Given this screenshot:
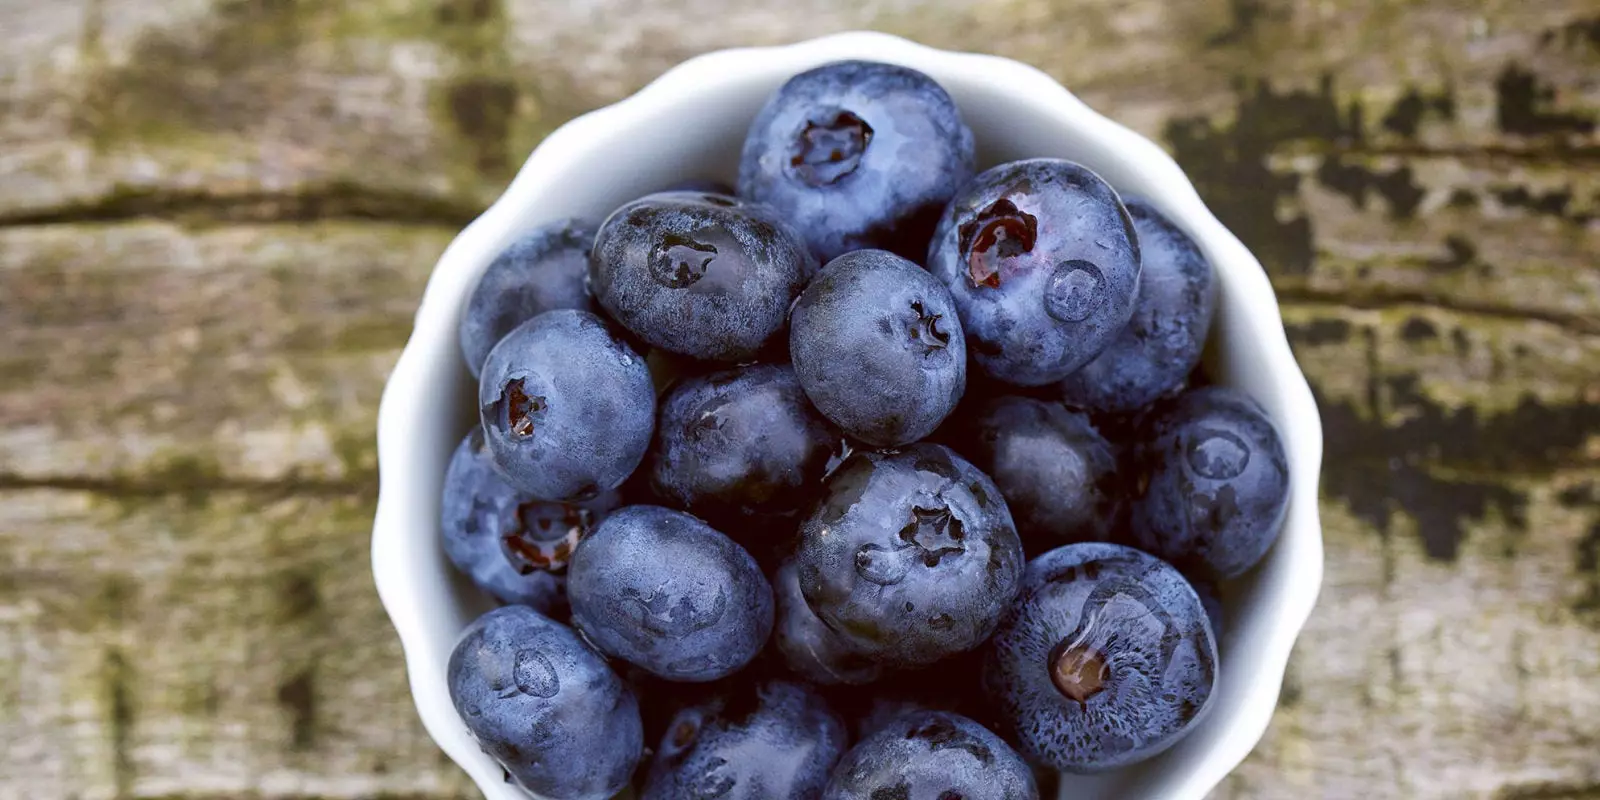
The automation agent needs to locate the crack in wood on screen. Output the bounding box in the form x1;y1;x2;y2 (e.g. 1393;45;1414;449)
0;185;481;229
1277;289;1600;335
0;473;377;499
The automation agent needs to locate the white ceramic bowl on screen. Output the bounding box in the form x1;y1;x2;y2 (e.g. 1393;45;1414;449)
373;31;1324;800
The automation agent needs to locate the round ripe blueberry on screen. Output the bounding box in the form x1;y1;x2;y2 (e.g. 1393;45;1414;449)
644;679;847;800
566;505;774;682
590;191;815;363
823;710;1038;800
739;61;975;263
927;158;1141;386
440;429;620;612
952;396;1123;554
793;444;1023;668
459;218;598;379
790;250;967;447
1059;198;1216;413
478;310;655;501
649;363;843;524
773;559;883;686
447;606;643;800
982;543;1218;773
1128;386;1290;578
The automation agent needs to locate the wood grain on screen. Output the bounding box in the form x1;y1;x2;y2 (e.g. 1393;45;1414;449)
1;0;1596;798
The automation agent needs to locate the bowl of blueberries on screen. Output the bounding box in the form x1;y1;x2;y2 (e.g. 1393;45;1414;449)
373;31;1325;800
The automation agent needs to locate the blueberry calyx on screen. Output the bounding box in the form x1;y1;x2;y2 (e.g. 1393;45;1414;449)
958;198;1038;289
500;502;589;575
908;300;951;353
897;503;966;567
789;110;873;186
495;378;545;438
1187;427;1251;480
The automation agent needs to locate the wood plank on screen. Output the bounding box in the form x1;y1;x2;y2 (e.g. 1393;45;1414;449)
0;488;477;800
0;221;454;485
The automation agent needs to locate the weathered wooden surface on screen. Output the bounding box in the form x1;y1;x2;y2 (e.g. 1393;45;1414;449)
0;0;1596;798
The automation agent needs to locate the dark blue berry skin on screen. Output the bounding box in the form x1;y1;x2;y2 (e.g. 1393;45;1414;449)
649;363;843;524
773;559;883;686
793;444;1023;668
478;310;655;501
823;711;1038;800
790;250;966;447
644;680;847;800
447;605;643;800
1058;198;1216;413
738;61;976;263
953;396;1123;555
459;218;598;379
590;191;815;363
440;429;620;612
1128;386;1290;579
982;543;1218;773
927;158;1141;387
566;505;774;682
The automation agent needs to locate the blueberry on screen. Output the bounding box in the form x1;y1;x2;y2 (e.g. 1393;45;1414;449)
823;711;1038;800
982;543;1217;773
952;396;1122;554
644;679;847;799
927;159;1141;386
1058;198;1216;413
773;559;883;686
790;250;966;447
590;191;815;362
447;606;642;799
567;505;774;682
739;60;975;262
459;218;598;378
793;444;1023;668
1127;386;1290;579
649;363;843;525
478;310;655;501
440;429;620;612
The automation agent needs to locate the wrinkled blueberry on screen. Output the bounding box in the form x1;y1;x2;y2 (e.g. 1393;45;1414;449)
739;61;975;263
773;559;883;686
1128;387;1290;579
649;363;843;525
793;444;1022;668
983;543;1217;773
459;218;598;378
590;191;815;362
823;710;1038;800
644;679;847;799
790;250;966;447
447;605;642;800
952;395;1122;554
1059;198;1216;413
567;505;774;682
440;429;620;612
478;310;655;501
927;158;1141;386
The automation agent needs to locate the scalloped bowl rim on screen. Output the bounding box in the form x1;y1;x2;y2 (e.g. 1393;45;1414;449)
373;31;1324;800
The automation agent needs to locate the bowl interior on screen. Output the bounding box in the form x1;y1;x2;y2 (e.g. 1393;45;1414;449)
374;31;1323;800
